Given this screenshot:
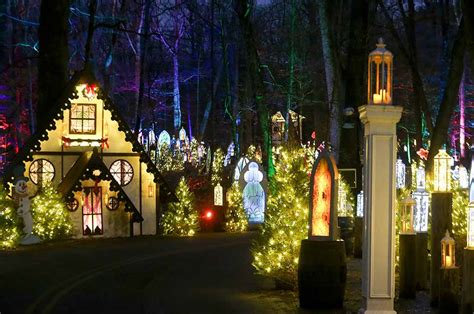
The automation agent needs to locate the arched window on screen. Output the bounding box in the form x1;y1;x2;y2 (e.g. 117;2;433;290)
109;160;134;186
29;159;55;185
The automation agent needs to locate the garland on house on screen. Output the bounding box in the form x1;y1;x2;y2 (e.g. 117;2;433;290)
0;184;21;248
31;183;73;241
224;183;248;232
161;177;199;236
252;148;310;288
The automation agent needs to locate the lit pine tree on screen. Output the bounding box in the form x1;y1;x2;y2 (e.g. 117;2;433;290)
224;183;248;232
211;148;224;186
31;183;72;241
161;177;199;236
0;184;21;248
252;148;310;288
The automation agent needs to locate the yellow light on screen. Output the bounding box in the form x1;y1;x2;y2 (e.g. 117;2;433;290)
148;182;154;198
368;38;393;105
441;230;456;268
433;149;452;192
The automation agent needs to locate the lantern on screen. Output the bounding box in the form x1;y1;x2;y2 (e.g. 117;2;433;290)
214;183;223;206
441;230;456;268
468;202;474;248
400;196;415;234
416;165;426;190
368;38;393;105
356;191;364;217
412;190;429;232
433;149;453;192
147;181;154;198
396;159;406;189
459;165;469;189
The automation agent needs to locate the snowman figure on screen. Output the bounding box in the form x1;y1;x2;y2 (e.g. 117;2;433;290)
13;166;41;245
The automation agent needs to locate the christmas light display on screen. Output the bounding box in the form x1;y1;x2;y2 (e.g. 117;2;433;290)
0;184;20;248
224;183;248;232
416;165;426;190
338;176;354;217
356;191;364;217
214;183;223;206
396;159;406;189
468;202;474;248
252;148;310;287
161;177;199;236
31;183;73;241
459;165;469;189
400;196;415;233
211;148;224;186
433;149;453;192
412;189;429;232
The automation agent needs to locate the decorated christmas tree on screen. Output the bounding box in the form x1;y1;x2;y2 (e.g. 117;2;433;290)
224;183;248;232
252;147;310;288
161;177;199;236
0;184;21;248
211;148;224;186
31;183;72;241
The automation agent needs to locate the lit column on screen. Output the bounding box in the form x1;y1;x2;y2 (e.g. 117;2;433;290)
359;38;401;314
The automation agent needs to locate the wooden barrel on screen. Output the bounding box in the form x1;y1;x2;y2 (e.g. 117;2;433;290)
298;239;347;309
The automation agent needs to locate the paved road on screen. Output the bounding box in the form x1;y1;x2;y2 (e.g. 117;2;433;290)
0;232;301;314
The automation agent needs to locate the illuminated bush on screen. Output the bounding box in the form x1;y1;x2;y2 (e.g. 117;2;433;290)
224;183;248;232
161;177;199;236
0;185;21;248
252;148;309;288
31;183;73;241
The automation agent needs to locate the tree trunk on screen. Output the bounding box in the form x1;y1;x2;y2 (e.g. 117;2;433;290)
318;0;344;162
236;0;274;176
134;0;151;134
38;0;69;123
463;0;474;61
173;50;181;132
427;19;466;172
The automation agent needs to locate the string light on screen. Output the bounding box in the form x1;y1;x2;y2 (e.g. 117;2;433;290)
0;184;21;248
224;183;248;232
160;177;199;236
252;148;310;288
31;183;73;241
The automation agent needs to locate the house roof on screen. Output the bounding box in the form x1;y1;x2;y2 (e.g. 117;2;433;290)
2;66;177;202
57;149;143;222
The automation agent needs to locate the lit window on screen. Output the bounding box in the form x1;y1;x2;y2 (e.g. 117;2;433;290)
70;103;96;134
109;160;134;186
82;187;103;235
29;159;55;185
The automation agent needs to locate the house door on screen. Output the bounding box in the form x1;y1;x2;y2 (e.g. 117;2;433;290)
82;187;103;235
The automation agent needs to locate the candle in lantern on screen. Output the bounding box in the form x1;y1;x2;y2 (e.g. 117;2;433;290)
445;255;452;267
373;92;382;104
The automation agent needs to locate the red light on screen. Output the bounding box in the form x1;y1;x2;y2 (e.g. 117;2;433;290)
204;210;213;220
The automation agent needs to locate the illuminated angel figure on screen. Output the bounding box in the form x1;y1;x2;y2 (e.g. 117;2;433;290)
243;162;265;223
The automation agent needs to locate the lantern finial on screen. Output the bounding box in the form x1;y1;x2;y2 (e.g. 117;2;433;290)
377;37;386;48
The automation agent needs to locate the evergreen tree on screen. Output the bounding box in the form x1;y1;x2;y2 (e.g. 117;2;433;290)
224;183;248;232
0;184;21;248
161;177;199;236
31;183;72;241
211;148;224;186
252;148;310;288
